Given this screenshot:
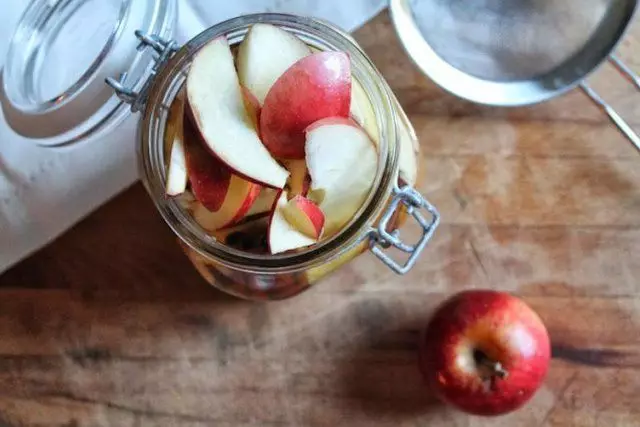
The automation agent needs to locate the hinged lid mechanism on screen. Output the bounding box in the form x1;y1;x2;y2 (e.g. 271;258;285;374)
1;0;177;147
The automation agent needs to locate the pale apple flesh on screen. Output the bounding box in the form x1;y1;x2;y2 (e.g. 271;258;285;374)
260;52;352;159
268;192;317;254
282;196;325;239
237;23;311;105
420;290;551;416
305;117;378;237
281;159;311;197
350;77;419;187
164;89;186;159
165;92;188;196
166;137;188;196
187;36;289;189
350;78;379;145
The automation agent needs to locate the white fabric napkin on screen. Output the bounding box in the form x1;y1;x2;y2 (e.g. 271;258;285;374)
0;0;385;273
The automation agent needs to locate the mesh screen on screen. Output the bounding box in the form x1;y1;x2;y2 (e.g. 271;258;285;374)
409;0;611;80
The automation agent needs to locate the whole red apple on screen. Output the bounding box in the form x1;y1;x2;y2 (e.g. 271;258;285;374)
419;290;550;416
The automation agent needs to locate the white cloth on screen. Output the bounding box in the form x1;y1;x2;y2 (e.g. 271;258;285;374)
0;0;385;273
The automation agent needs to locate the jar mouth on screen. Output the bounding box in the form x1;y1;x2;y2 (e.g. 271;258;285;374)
140;13;399;273
3;0;130;114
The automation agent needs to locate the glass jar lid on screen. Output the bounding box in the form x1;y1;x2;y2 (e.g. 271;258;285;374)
1;0;176;147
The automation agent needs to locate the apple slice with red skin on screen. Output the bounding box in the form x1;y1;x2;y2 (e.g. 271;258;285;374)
187;36;289;189
305;117;378;237
191;178;261;232
282;195;325;239
183;119;262;231
419;290;551;416
237;23;311;105
260;52;352;159
268;191;317;254
165;92;188;196
244;187;278;218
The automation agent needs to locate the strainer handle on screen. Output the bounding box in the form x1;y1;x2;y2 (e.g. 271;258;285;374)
580;82;640;153
609;55;640;90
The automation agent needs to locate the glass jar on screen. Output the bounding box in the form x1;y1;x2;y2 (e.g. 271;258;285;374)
128;14;440;300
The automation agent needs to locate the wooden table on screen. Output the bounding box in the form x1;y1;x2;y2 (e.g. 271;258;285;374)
1;11;640;427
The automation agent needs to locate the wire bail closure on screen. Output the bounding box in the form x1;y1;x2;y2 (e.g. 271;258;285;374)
369;185;440;274
106;30;178;112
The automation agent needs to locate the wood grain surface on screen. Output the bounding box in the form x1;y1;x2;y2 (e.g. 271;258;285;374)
2;10;640;427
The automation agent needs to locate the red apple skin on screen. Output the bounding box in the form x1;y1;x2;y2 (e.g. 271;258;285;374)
419;290;551;416
260;52;351;159
223;183;262;228
285;195;325;239
183;116;231;211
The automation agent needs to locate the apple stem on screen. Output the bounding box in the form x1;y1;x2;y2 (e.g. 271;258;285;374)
474;349;509;379
488;361;508;379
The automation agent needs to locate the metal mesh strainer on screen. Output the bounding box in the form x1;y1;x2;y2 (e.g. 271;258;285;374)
391;0;640;149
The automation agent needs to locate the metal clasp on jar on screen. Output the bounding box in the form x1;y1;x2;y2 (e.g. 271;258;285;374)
106;31;178;112
369;185;440;274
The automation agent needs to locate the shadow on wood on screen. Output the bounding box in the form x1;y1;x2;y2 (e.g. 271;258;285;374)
0;183;239;304
338;299;443;419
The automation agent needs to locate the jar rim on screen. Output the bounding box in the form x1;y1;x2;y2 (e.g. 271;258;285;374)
139;13;400;273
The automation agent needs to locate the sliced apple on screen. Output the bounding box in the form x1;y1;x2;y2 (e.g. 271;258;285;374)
164;89;186;159
237;23;311;105
307;188;326;205
183;118;231;211
260;52;352;159
191;174;262;232
305;117;378;237
351;81;417;186
166;138;188;196
282;159;311;197
184;118;262;230
242;86;261;131
350;78;379;145
268;191;317;254
282;196;325;239
165;93;188;196
245;187;279;217
186;36;289;189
